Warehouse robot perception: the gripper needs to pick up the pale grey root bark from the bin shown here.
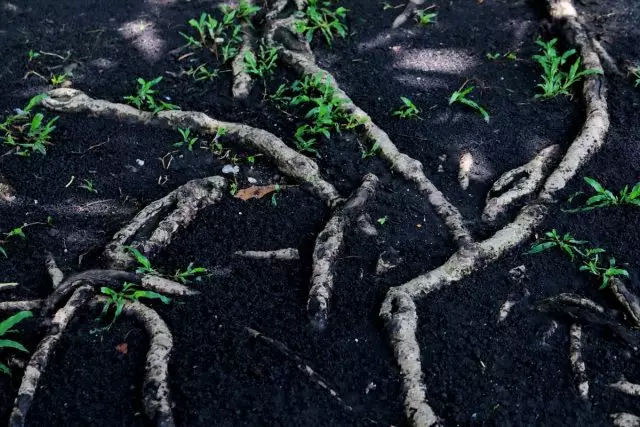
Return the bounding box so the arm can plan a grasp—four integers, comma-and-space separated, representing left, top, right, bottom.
458, 152, 473, 191
379, 0, 609, 423
391, 0, 426, 28
140, 275, 200, 296
102, 176, 226, 269
45, 252, 64, 289
90, 297, 175, 427
538, 293, 605, 314
10, 285, 93, 427
0, 282, 19, 292
231, 3, 256, 100
0, 300, 43, 312
234, 248, 300, 260
308, 174, 378, 330
273, 43, 472, 246
609, 380, 640, 397
0, 174, 15, 202
356, 213, 378, 237
41, 89, 341, 205
612, 413, 640, 427
483, 145, 561, 224
610, 279, 640, 327
569, 323, 589, 399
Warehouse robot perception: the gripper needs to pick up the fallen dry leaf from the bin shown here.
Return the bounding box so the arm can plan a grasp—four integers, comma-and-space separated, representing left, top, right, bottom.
116, 343, 128, 354
234, 184, 283, 201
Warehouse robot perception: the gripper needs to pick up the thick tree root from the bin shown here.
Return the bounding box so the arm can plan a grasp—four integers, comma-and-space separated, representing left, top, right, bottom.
45, 252, 64, 289
102, 176, 226, 269
391, 0, 425, 29
140, 275, 200, 296
9, 285, 93, 427
40, 89, 341, 205
483, 145, 561, 225
234, 248, 300, 260
231, 4, 256, 100
246, 327, 382, 425
569, 323, 589, 400
308, 174, 378, 330
612, 413, 640, 427
609, 380, 640, 397
0, 300, 43, 312
610, 279, 640, 328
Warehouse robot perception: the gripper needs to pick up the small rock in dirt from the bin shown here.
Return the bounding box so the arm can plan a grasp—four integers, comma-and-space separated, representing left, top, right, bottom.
222, 164, 240, 175
365, 382, 376, 394
0, 178, 16, 202
508, 265, 527, 284
247, 177, 257, 184
376, 249, 403, 275
136, 159, 145, 166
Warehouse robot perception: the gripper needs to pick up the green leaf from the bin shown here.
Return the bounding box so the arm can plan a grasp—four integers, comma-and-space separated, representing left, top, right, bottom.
0, 311, 33, 337
131, 290, 171, 304
124, 246, 152, 270
0, 339, 28, 353
0, 362, 10, 376
583, 177, 605, 193
526, 241, 557, 254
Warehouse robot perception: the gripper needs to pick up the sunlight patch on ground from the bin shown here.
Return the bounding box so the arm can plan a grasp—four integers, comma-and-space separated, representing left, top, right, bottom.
393, 73, 449, 90
118, 20, 165, 63
394, 48, 479, 74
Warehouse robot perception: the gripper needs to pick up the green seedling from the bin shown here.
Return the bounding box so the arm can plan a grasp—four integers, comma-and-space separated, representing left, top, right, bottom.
185, 64, 219, 82
566, 177, 640, 211
124, 77, 179, 113
27, 49, 41, 62
415, 9, 437, 26
377, 216, 388, 225
243, 45, 279, 78
210, 126, 227, 154
1, 93, 59, 156
79, 179, 97, 194
392, 97, 420, 119
527, 229, 587, 260
99, 283, 170, 328
123, 246, 157, 275
486, 51, 517, 61
0, 311, 33, 375
532, 38, 602, 99
449, 82, 490, 123
50, 73, 68, 87
362, 141, 380, 159
173, 263, 208, 284
295, 0, 348, 46
633, 67, 640, 87
229, 180, 238, 195
174, 127, 198, 151
271, 184, 281, 206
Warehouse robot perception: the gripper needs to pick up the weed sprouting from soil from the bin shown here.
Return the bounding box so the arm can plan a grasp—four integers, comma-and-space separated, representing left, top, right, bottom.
0, 311, 33, 375
124, 77, 180, 113
174, 127, 199, 151
415, 9, 437, 26
243, 45, 279, 78
532, 38, 602, 99
565, 177, 640, 212
124, 246, 158, 275
0, 93, 59, 156
173, 263, 208, 284
99, 283, 170, 328
79, 179, 98, 194
449, 82, 490, 123
392, 97, 420, 119
633, 67, 640, 87
295, 0, 348, 46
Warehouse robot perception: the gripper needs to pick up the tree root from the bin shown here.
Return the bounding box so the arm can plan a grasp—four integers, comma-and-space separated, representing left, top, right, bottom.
0, 300, 43, 312
10, 285, 94, 427
0, 282, 19, 292
40, 89, 341, 205
102, 176, 226, 269
308, 173, 378, 330
483, 145, 561, 225
609, 379, 640, 397
391, 0, 425, 29
234, 248, 300, 260
612, 413, 640, 427
45, 252, 64, 289
140, 275, 200, 296
610, 279, 640, 328
231, 2, 256, 100
569, 323, 589, 400
458, 152, 473, 191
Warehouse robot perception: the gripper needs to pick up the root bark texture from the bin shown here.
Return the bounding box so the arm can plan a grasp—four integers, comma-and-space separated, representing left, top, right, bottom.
40, 89, 341, 205
609, 380, 640, 397
234, 248, 300, 260
569, 323, 589, 400
102, 176, 226, 269
10, 285, 93, 427
610, 279, 640, 327
231, 3, 256, 99
0, 300, 43, 312
612, 413, 640, 427
307, 174, 378, 330
391, 0, 425, 28
45, 252, 64, 289
141, 275, 200, 296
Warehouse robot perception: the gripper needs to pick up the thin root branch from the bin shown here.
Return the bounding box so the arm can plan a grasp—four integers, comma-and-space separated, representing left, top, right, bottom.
569, 323, 589, 400
234, 248, 300, 260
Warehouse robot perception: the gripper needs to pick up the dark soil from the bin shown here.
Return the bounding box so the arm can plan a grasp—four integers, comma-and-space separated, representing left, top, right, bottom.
0, 0, 639, 425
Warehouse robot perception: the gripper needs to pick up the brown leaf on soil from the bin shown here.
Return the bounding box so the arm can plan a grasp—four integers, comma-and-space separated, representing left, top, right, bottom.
116, 343, 128, 354
234, 185, 282, 201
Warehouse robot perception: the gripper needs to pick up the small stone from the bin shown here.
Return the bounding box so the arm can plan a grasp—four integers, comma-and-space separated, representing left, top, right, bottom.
222, 164, 240, 175
247, 177, 257, 184
136, 159, 145, 166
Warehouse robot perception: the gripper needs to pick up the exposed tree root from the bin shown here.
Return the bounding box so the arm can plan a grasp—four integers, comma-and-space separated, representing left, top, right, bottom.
537, 292, 605, 315
541, 320, 559, 346
308, 174, 378, 330
10, 285, 93, 427
102, 176, 227, 269
234, 248, 300, 260
0, 300, 43, 312
610, 279, 640, 328
458, 152, 473, 191
569, 323, 589, 400
356, 213, 378, 237
246, 326, 382, 425
609, 379, 640, 397
140, 275, 200, 296
483, 145, 561, 225
40, 89, 341, 205
612, 413, 640, 427
391, 0, 425, 28
45, 252, 64, 289
231, 2, 256, 100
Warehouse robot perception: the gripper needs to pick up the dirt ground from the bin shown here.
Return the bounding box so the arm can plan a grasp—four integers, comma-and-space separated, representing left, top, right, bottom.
0, 0, 639, 426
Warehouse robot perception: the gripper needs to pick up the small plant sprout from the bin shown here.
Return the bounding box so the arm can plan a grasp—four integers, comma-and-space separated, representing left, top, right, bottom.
486, 51, 516, 61
243, 45, 279, 78
0, 311, 33, 375
377, 216, 388, 225
566, 177, 640, 211
449, 82, 490, 123
271, 184, 281, 206
99, 283, 170, 328
362, 141, 380, 159
27, 49, 41, 61
175, 128, 199, 151
415, 9, 437, 26
532, 37, 602, 99
295, 0, 348, 46
50, 73, 69, 87
392, 97, 420, 119
173, 263, 208, 284
123, 246, 157, 275
79, 179, 97, 194
1, 93, 59, 156
633, 67, 640, 87
527, 229, 587, 260
124, 77, 179, 113
185, 64, 219, 82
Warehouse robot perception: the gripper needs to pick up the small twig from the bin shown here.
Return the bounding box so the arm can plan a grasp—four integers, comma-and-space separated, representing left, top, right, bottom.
0, 282, 19, 292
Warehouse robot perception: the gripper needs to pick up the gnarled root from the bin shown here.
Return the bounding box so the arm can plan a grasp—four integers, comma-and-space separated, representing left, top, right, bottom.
483, 145, 561, 225
610, 279, 640, 328
609, 379, 640, 397
0, 300, 44, 312
307, 173, 378, 330
231, 3, 256, 100
234, 248, 300, 260
102, 176, 226, 269
569, 323, 589, 400
391, 0, 425, 28
41, 89, 341, 205
10, 285, 93, 427
140, 275, 200, 296
611, 413, 640, 427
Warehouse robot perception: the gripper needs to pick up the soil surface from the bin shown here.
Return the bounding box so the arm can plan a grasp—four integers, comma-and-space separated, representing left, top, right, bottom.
0, 0, 639, 426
